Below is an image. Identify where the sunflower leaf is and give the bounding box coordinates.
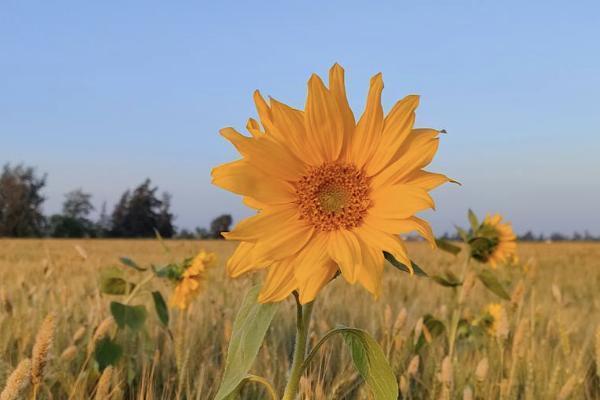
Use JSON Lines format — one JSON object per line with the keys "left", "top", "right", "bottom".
{"left": 214, "top": 285, "right": 279, "bottom": 400}
{"left": 110, "top": 302, "right": 147, "bottom": 331}
{"left": 119, "top": 257, "right": 146, "bottom": 272}
{"left": 94, "top": 337, "right": 123, "bottom": 371}
{"left": 435, "top": 239, "right": 462, "bottom": 255}
{"left": 151, "top": 291, "right": 169, "bottom": 327}
{"left": 477, "top": 269, "right": 510, "bottom": 300}
{"left": 468, "top": 209, "right": 480, "bottom": 232}
{"left": 383, "top": 252, "right": 428, "bottom": 277}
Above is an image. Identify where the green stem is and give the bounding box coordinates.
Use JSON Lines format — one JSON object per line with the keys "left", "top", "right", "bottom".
{"left": 448, "top": 255, "right": 471, "bottom": 359}
{"left": 282, "top": 297, "right": 314, "bottom": 400}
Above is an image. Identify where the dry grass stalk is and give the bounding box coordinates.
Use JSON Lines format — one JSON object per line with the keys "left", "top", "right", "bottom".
{"left": 0, "top": 359, "right": 32, "bottom": 400}
{"left": 407, "top": 355, "right": 420, "bottom": 377}
{"left": 31, "top": 314, "right": 56, "bottom": 386}
{"left": 595, "top": 325, "right": 600, "bottom": 379}
{"left": 95, "top": 366, "right": 113, "bottom": 400}
{"left": 475, "top": 357, "right": 489, "bottom": 382}
{"left": 557, "top": 375, "right": 577, "bottom": 400}
{"left": 60, "top": 346, "right": 78, "bottom": 362}
{"left": 463, "top": 385, "right": 473, "bottom": 400}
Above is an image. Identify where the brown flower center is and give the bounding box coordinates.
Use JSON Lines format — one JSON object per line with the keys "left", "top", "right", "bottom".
{"left": 296, "top": 163, "right": 371, "bottom": 231}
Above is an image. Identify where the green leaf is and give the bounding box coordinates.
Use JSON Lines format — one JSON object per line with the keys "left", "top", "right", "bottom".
{"left": 468, "top": 209, "right": 480, "bottom": 232}
{"left": 94, "top": 337, "right": 123, "bottom": 371}
{"left": 119, "top": 257, "right": 146, "bottom": 271}
{"left": 455, "top": 226, "right": 469, "bottom": 242}
{"left": 415, "top": 314, "right": 446, "bottom": 351}
{"left": 435, "top": 239, "right": 461, "bottom": 255}
{"left": 151, "top": 291, "right": 169, "bottom": 327}
{"left": 110, "top": 302, "right": 147, "bottom": 331}
{"left": 430, "top": 270, "right": 462, "bottom": 287}
{"left": 99, "top": 267, "right": 134, "bottom": 295}
{"left": 342, "top": 329, "right": 398, "bottom": 399}
{"left": 383, "top": 252, "right": 428, "bottom": 277}
{"left": 214, "top": 286, "right": 279, "bottom": 400}
{"left": 477, "top": 269, "right": 510, "bottom": 300}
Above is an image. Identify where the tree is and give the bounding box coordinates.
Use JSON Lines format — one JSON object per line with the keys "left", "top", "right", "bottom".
{"left": 96, "top": 201, "right": 112, "bottom": 237}
{"left": 110, "top": 179, "right": 176, "bottom": 238}
{"left": 210, "top": 214, "right": 233, "bottom": 239}
{"left": 0, "top": 164, "right": 47, "bottom": 237}
{"left": 48, "top": 189, "right": 96, "bottom": 238}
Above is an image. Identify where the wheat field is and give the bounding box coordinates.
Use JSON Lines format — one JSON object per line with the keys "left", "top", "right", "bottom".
{"left": 0, "top": 239, "right": 599, "bottom": 399}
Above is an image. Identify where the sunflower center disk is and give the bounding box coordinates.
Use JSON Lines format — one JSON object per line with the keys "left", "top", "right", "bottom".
{"left": 296, "top": 163, "right": 371, "bottom": 231}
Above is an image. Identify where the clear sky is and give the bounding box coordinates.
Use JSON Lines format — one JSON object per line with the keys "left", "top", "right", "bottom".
{"left": 2, "top": 1, "right": 599, "bottom": 235}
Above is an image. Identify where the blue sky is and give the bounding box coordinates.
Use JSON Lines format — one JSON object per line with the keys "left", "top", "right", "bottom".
{"left": 2, "top": 1, "right": 599, "bottom": 235}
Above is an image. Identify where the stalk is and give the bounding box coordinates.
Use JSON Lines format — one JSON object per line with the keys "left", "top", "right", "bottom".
{"left": 282, "top": 297, "right": 315, "bottom": 400}
{"left": 448, "top": 255, "right": 471, "bottom": 359}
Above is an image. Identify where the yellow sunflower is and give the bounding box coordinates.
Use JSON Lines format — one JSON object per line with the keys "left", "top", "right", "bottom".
{"left": 170, "top": 250, "right": 217, "bottom": 310}
{"left": 212, "top": 64, "right": 451, "bottom": 304}
{"left": 484, "top": 303, "right": 509, "bottom": 340}
{"left": 472, "top": 214, "right": 517, "bottom": 267}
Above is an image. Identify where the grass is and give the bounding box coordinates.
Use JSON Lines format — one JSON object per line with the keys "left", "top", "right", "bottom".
{"left": 1, "top": 239, "right": 599, "bottom": 399}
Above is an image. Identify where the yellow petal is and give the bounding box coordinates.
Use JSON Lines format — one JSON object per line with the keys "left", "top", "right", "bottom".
{"left": 366, "top": 95, "right": 419, "bottom": 175}
{"left": 211, "top": 160, "right": 295, "bottom": 205}
{"left": 327, "top": 229, "right": 362, "bottom": 284}
{"left": 403, "top": 170, "right": 451, "bottom": 191}
{"left": 246, "top": 117, "right": 263, "bottom": 137}
{"left": 348, "top": 73, "right": 384, "bottom": 167}
{"left": 328, "top": 63, "right": 355, "bottom": 147}
{"left": 364, "top": 215, "right": 436, "bottom": 247}
{"left": 305, "top": 74, "right": 344, "bottom": 163}
{"left": 355, "top": 237, "right": 385, "bottom": 297}
{"left": 370, "top": 184, "right": 435, "bottom": 219}
{"left": 357, "top": 223, "right": 411, "bottom": 267}
{"left": 220, "top": 127, "right": 305, "bottom": 181}
{"left": 371, "top": 130, "right": 440, "bottom": 189}
{"left": 270, "top": 98, "right": 321, "bottom": 166}
{"left": 227, "top": 242, "right": 266, "bottom": 277}
{"left": 297, "top": 259, "right": 338, "bottom": 305}
{"left": 258, "top": 261, "right": 297, "bottom": 303}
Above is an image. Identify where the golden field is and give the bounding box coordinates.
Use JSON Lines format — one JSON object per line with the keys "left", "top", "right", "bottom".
{"left": 0, "top": 239, "right": 599, "bottom": 399}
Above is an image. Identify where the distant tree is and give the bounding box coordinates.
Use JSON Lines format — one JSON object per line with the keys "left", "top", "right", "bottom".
{"left": 156, "top": 193, "right": 175, "bottom": 238}
{"left": 63, "top": 189, "right": 94, "bottom": 219}
{"left": 96, "top": 201, "right": 112, "bottom": 237}
{"left": 572, "top": 231, "right": 582, "bottom": 241}
{"left": 49, "top": 189, "right": 96, "bottom": 238}
{"left": 550, "top": 232, "right": 568, "bottom": 241}
{"left": 110, "top": 179, "right": 175, "bottom": 238}
{"left": 176, "top": 228, "right": 195, "bottom": 239}
{"left": 195, "top": 227, "right": 210, "bottom": 239}
{"left": 210, "top": 214, "right": 233, "bottom": 239}
{"left": 110, "top": 190, "right": 131, "bottom": 237}
{"left": 0, "top": 164, "right": 47, "bottom": 237}
{"left": 519, "top": 231, "right": 536, "bottom": 241}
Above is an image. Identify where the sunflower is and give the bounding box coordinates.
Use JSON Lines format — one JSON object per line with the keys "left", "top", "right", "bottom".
{"left": 212, "top": 64, "right": 451, "bottom": 304}
{"left": 470, "top": 214, "right": 517, "bottom": 267}
{"left": 484, "top": 303, "right": 509, "bottom": 340}
{"left": 170, "top": 250, "right": 217, "bottom": 310}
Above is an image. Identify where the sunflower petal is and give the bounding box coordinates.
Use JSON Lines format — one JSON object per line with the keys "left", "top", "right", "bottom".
{"left": 370, "top": 184, "right": 435, "bottom": 219}
{"left": 328, "top": 63, "right": 355, "bottom": 146}
{"left": 327, "top": 230, "right": 362, "bottom": 284}
{"left": 227, "top": 242, "right": 266, "bottom": 277}
{"left": 258, "top": 261, "right": 297, "bottom": 303}
{"left": 348, "top": 73, "right": 384, "bottom": 167}
{"left": 305, "top": 74, "right": 344, "bottom": 163}
{"left": 366, "top": 95, "right": 419, "bottom": 175}
{"left": 220, "top": 127, "right": 305, "bottom": 181}
{"left": 297, "top": 259, "right": 338, "bottom": 305}
{"left": 211, "top": 160, "right": 294, "bottom": 205}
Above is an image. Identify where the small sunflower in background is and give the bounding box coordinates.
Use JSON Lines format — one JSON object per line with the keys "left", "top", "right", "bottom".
{"left": 169, "top": 250, "right": 217, "bottom": 310}
{"left": 466, "top": 211, "right": 517, "bottom": 267}
{"left": 483, "top": 303, "right": 509, "bottom": 340}
{"left": 212, "top": 63, "right": 451, "bottom": 304}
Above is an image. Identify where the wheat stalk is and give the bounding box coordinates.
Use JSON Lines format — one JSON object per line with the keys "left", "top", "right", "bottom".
{"left": 31, "top": 314, "right": 56, "bottom": 387}
{"left": 0, "top": 359, "right": 32, "bottom": 400}
{"left": 95, "top": 366, "right": 113, "bottom": 400}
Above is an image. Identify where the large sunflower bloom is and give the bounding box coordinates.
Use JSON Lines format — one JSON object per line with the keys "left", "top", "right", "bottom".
{"left": 212, "top": 64, "right": 451, "bottom": 304}
{"left": 480, "top": 214, "right": 517, "bottom": 267}
{"left": 170, "top": 250, "right": 217, "bottom": 310}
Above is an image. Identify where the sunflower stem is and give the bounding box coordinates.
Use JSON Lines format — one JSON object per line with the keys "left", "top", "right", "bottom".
{"left": 282, "top": 296, "right": 314, "bottom": 400}
{"left": 448, "top": 254, "right": 471, "bottom": 359}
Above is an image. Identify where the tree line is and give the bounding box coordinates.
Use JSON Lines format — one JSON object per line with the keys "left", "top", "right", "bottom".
{"left": 0, "top": 163, "right": 232, "bottom": 239}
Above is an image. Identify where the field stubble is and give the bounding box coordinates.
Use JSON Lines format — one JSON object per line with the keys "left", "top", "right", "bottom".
{"left": 0, "top": 239, "right": 599, "bottom": 399}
